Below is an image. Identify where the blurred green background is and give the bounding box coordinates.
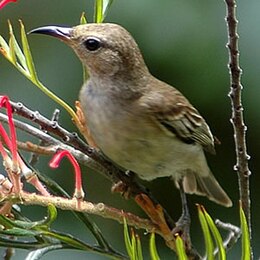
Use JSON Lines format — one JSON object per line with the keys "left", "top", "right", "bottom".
{"left": 0, "top": 0, "right": 259, "bottom": 259}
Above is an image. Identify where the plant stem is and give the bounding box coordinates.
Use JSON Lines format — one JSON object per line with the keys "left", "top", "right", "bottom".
{"left": 224, "top": 0, "right": 252, "bottom": 257}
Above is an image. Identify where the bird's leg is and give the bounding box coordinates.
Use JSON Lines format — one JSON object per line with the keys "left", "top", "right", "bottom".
{"left": 172, "top": 178, "right": 192, "bottom": 248}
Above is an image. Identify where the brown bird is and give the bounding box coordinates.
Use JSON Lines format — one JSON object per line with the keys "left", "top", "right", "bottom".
{"left": 30, "top": 23, "right": 232, "bottom": 209}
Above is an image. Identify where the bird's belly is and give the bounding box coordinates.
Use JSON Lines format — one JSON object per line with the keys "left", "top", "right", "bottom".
{"left": 102, "top": 135, "right": 202, "bottom": 180}
{"left": 87, "top": 108, "right": 202, "bottom": 180}
{"left": 81, "top": 91, "right": 205, "bottom": 180}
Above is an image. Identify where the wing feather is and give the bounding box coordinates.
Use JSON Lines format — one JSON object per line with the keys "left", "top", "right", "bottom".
{"left": 140, "top": 79, "right": 215, "bottom": 153}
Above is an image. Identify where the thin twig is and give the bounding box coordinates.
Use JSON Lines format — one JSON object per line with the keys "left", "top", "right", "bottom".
{"left": 224, "top": 0, "right": 252, "bottom": 247}
{"left": 29, "top": 108, "right": 60, "bottom": 166}
{"left": 215, "top": 219, "right": 241, "bottom": 255}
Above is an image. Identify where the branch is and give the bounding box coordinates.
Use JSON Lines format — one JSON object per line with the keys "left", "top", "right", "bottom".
{"left": 215, "top": 219, "right": 241, "bottom": 253}
{"left": 1, "top": 191, "right": 159, "bottom": 235}
{"left": 224, "top": 0, "right": 252, "bottom": 246}
{"left": 224, "top": 1, "right": 253, "bottom": 257}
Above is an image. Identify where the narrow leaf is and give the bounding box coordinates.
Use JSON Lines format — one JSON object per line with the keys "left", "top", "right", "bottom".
{"left": 0, "top": 35, "right": 10, "bottom": 54}
{"left": 197, "top": 205, "right": 214, "bottom": 260}
{"left": 136, "top": 234, "right": 143, "bottom": 260}
{"left": 94, "top": 0, "right": 103, "bottom": 23}
{"left": 131, "top": 230, "right": 137, "bottom": 260}
{"left": 1, "top": 227, "right": 41, "bottom": 237}
{"left": 44, "top": 204, "right": 57, "bottom": 227}
{"left": 240, "top": 206, "right": 250, "bottom": 260}
{"left": 0, "top": 213, "right": 37, "bottom": 229}
{"left": 7, "top": 20, "right": 27, "bottom": 69}
{"left": 203, "top": 206, "right": 226, "bottom": 260}
{"left": 175, "top": 235, "right": 188, "bottom": 260}
{"left": 0, "top": 214, "right": 16, "bottom": 229}
{"left": 123, "top": 218, "right": 133, "bottom": 258}
{"left": 19, "top": 20, "right": 38, "bottom": 82}
{"left": 80, "top": 12, "right": 87, "bottom": 24}
{"left": 12, "top": 31, "right": 27, "bottom": 70}
{"left": 9, "top": 220, "right": 38, "bottom": 229}
{"left": 150, "top": 233, "right": 160, "bottom": 260}
{"left": 8, "top": 20, "right": 17, "bottom": 63}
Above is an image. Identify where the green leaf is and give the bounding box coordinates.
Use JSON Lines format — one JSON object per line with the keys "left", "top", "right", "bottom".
{"left": 12, "top": 31, "right": 27, "bottom": 70}
{"left": 80, "top": 12, "right": 87, "bottom": 24}
{"left": 44, "top": 204, "right": 57, "bottom": 227}
{"left": 123, "top": 218, "right": 133, "bottom": 258}
{"left": 1, "top": 227, "right": 41, "bottom": 237}
{"left": 27, "top": 204, "right": 57, "bottom": 229}
{"left": 203, "top": 206, "right": 226, "bottom": 260}
{"left": 94, "top": 0, "right": 103, "bottom": 23}
{"left": 197, "top": 205, "right": 214, "bottom": 260}
{"left": 8, "top": 20, "right": 17, "bottom": 64}
{"left": 240, "top": 206, "right": 250, "bottom": 260}
{"left": 7, "top": 19, "right": 27, "bottom": 70}
{"left": 8, "top": 220, "right": 38, "bottom": 229}
{"left": 0, "top": 213, "right": 37, "bottom": 230}
{"left": 0, "top": 205, "right": 56, "bottom": 233}
{"left": 175, "top": 235, "right": 188, "bottom": 260}
{"left": 131, "top": 230, "right": 137, "bottom": 260}
{"left": 0, "top": 214, "right": 16, "bottom": 229}
{"left": 136, "top": 234, "right": 143, "bottom": 260}
{"left": 19, "top": 20, "right": 38, "bottom": 82}
{"left": 149, "top": 233, "right": 160, "bottom": 260}
{"left": 0, "top": 35, "right": 10, "bottom": 55}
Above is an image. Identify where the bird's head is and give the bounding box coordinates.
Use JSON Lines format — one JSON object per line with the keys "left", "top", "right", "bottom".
{"left": 30, "top": 23, "right": 148, "bottom": 80}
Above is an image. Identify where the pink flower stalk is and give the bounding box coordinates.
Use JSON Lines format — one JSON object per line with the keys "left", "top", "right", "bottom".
{"left": 0, "top": 96, "right": 18, "bottom": 167}
{"left": 49, "top": 150, "right": 85, "bottom": 200}
{"left": 0, "top": 174, "right": 12, "bottom": 193}
{"left": 0, "top": 0, "right": 18, "bottom": 9}
{"left": 0, "top": 122, "right": 26, "bottom": 171}
{"left": 0, "top": 140, "right": 10, "bottom": 162}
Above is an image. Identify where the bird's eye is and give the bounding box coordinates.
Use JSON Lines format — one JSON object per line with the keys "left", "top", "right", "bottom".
{"left": 83, "top": 38, "right": 101, "bottom": 51}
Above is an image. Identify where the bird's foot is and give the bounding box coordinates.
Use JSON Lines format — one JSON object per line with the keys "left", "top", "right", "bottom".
{"left": 111, "top": 180, "right": 132, "bottom": 199}
{"left": 111, "top": 171, "right": 137, "bottom": 199}
{"left": 172, "top": 214, "right": 192, "bottom": 249}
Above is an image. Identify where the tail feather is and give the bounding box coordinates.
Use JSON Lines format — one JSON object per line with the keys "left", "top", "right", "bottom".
{"left": 180, "top": 171, "right": 232, "bottom": 207}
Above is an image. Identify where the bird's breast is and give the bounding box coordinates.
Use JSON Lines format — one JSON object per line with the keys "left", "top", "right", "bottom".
{"left": 79, "top": 82, "right": 207, "bottom": 180}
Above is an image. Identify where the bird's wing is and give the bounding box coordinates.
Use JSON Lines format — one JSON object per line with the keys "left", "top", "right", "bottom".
{"left": 139, "top": 83, "right": 215, "bottom": 154}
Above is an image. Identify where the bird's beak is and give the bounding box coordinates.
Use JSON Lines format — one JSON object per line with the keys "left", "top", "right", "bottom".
{"left": 29, "top": 26, "right": 72, "bottom": 41}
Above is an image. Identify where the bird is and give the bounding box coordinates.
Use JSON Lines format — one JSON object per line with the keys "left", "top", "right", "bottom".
{"left": 30, "top": 23, "right": 232, "bottom": 208}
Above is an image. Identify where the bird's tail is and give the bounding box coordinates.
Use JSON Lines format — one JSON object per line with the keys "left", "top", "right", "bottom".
{"left": 180, "top": 170, "right": 232, "bottom": 207}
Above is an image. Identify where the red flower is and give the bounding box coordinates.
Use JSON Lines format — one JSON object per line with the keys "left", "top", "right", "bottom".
{"left": 49, "top": 150, "right": 85, "bottom": 204}
{"left": 0, "top": 96, "right": 18, "bottom": 168}
{"left": 0, "top": 0, "right": 18, "bottom": 9}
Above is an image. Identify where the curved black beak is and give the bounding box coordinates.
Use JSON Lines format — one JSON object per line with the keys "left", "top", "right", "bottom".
{"left": 28, "top": 26, "right": 72, "bottom": 41}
